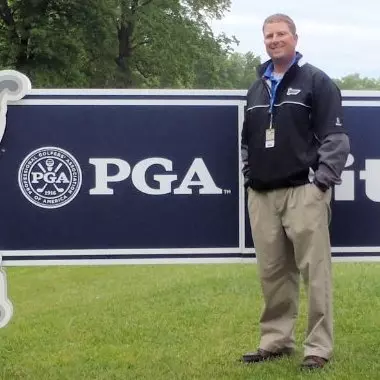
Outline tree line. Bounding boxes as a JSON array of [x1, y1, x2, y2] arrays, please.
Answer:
[[0, 0, 379, 90]]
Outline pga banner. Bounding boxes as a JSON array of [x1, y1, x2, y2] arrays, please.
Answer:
[[0, 84, 379, 266], [0, 73, 379, 327], [3, 91, 242, 265]]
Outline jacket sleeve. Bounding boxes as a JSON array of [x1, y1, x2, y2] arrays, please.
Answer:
[[241, 113, 250, 188], [311, 72, 350, 190], [314, 133, 350, 190]]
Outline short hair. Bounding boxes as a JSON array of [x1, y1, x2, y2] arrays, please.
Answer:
[[263, 14, 297, 36]]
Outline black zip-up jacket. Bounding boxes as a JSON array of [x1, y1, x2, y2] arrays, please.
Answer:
[[241, 53, 350, 191]]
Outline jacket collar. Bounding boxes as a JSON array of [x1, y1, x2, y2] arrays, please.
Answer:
[[257, 52, 303, 78]]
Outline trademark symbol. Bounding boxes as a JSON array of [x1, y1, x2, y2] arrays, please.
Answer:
[[223, 189, 232, 195]]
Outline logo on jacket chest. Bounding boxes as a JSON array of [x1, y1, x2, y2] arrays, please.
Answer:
[[286, 88, 301, 96]]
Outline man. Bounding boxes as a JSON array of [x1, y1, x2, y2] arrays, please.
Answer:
[[241, 14, 350, 370]]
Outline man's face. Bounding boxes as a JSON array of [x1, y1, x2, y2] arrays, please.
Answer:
[[263, 21, 298, 63]]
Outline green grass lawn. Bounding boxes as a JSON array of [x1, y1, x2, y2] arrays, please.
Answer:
[[0, 263, 379, 379]]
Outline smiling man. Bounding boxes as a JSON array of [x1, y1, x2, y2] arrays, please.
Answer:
[[241, 14, 350, 370]]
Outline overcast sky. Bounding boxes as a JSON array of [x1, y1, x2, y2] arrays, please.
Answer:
[[211, 1, 380, 79]]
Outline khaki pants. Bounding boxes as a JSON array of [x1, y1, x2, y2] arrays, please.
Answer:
[[247, 183, 333, 359]]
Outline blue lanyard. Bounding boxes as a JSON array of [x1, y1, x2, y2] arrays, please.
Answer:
[[267, 76, 281, 128], [269, 77, 281, 115]]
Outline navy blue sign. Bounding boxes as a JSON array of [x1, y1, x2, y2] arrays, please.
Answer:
[[0, 91, 379, 264], [1, 95, 243, 264]]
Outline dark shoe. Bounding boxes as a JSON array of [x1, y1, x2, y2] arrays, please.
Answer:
[[300, 356, 328, 370], [241, 348, 293, 363]]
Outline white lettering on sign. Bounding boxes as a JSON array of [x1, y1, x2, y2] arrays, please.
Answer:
[[89, 157, 223, 195], [335, 153, 380, 202]]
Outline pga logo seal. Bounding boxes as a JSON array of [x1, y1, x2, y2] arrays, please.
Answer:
[[18, 147, 82, 209]]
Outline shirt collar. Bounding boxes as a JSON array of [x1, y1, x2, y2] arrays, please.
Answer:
[[263, 54, 298, 80]]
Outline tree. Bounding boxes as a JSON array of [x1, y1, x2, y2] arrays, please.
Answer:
[[335, 73, 380, 90], [114, 0, 232, 87], [216, 51, 260, 89], [0, 0, 236, 88], [0, 0, 117, 87]]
